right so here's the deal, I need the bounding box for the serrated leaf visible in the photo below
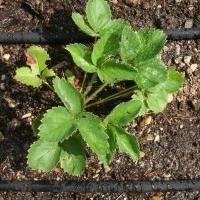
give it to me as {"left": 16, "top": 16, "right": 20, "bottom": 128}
{"left": 27, "top": 140, "right": 61, "bottom": 171}
{"left": 134, "top": 58, "right": 167, "bottom": 89}
{"left": 106, "top": 127, "right": 117, "bottom": 164}
{"left": 161, "top": 68, "right": 184, "bottom": 93}
{"left": 77, "top": 112, "right": 109, "bottom": 164}
{"left": 86, "top": 0, "right": 112, "bottom": 33}
{"left": 15, "top": 67, "right": 42, "bottom": 87}
{"left": 120, "top": 26, "right": 142, "bottom": 63}
{"left": 92, "top": 33, "right": 121, "bottom": 65}
{"left": 147, "top": 89, "right": 169, "bottom": 113}
{"left": 53, "top": 77, "right": 83, "bottom": 114}
{"left": 41, "top": 68, "right": 55, "bottom": 79}
{"left": 132, "top": 91, "right": 149, "bottom": 116}
{"left": 105, "top": 100, "right": 142, "bottom": 126}
{"left": 66, "top": 44, "right": 96, "bottom": 73}
{"left": 39, "top": 107, "right": 76, "bottom": 142}
{"left": 100, "top": 19, "right": 129, "bottom": 35}
{"left": 72, "top": 13, "right": 98, "bottom": 37}
{"left": 120, "top": 26, "right": 166, "bottom": 63}
{"left": 110, "top": 126, "right": 140, "bottom": 161}
{"left": 27, "top": 46, "right": 50, "bottom": 75}
{"left": 32, "top": 116, "right": 42, "bottom": 136}
{"left": 97, "top": 60, "right": 137, "bottom": 83}
{"left": 60, "top": 136, "right": 86, "bottom": 176}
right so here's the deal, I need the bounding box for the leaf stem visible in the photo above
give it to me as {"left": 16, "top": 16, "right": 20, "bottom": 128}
{"left": 80, "top": 72, "right": 87, "bottom": 93}
{"left": 43, "top": 80, "right": 54, "bottom": 91}
{"left": 85, "top": 83, "right": 107, "bottom": 104}
{"left": 84, "top": 73, "right": 97, "bottom": 97}
{"left": 85, "top": 86, "right": 135, "bottom": 108}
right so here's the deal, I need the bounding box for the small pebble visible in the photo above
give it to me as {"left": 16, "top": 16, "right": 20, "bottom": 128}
{"left": 180, "top": 124, "right": 184, "bottom": 129}
{"left": 22, "top": 113, "right": 32, "bottom": 119}
{"left": 140, "top": 151, "right": 145, "bottom": 158}
{"left": 187, "top": 64, "right": 198, "bottom": 74}
{"left": 104, "top": 166, "right": 111, "bottom": 173}
{"left": 184, "top": 19, "right": 193, "bottom": 29}
{"left": 167, "top": 94, "right": 173, "bottom": 103}
{"left": 140, "top": 116, "right": 153, "bottom": 127}
{"left": 184, "top": 56, "right": 192, "bottom": 65}
{"left": 175, "top": 44, "right": 181, "bottom": 56}
{"left": 0, "top": 83, "right": 5, "bottom": 90}
{"left": 174, "top": 56, "right": 182, "bottom": 64}
{"left": 175, "top": 0, "right": 182, "bottom": 3}
{"left": 147, "top": 134, "right": 154, "bottom": 141}
{"left": 1, "top": 74, "right": 6, "bottom": 81}
{"left": 154, "top": 134, "right": 160, "bottom": 142}
{"left": 3, "top": 53, "right": 10, "bottom": 61}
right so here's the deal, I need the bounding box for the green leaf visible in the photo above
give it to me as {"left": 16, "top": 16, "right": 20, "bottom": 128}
{"left": 77, "top": 112, "right": 109, "bottom": 164}
{"left": 27, "top": 46, "right": 50, "bottom": 75}
{"left": 97, "top": 60, "right": 137, "bottom": 83}
{"left": 53, "top": 77, "right": 83, "bottom": 114}
{"left": 32, "top": 116, "right": 42, "bottom": 136}
{"left": 92, "top": 33, "right": 121, "bottom": 65}
{"left": 120, "top": 26, "right": 166, "bottom": 63}
{"left": 72, "top": 13, "right": 98, "bottom": 37}
{"left": 110, "top": 126, "right": 140, "bottom": 161}
{"left": 132, "top": 91, "right": 149, "bottom": 116}
{"left": 39, "top": 107, "right": 76, "bottom": 142}
{"left": 147, "top": 89, "right": 169, "bottom": 113}
{"left": 161, "top": 68, "right": 184, "bottom": 93}
{"left": 86, "top": 0, "right": 112, "bottom": 33}
{"left": 106, "top": 127, "right": 117, "bottom": 164}
{"left": 136, "top": 28, "right": 167, "bottom": 62}
{"left": 100, "top": 19, "right": 129, "bottom": 35}
{"left": 66, "top": 44, "right": 96, "bottom": 73}
{"left": 65, "top": 69, "right": 75, "bottom": 83}
{"left": 41, "top": 68, "right": 55, "bottom": 79}
{"left": 27, "top": 140, "right": 61, "bottom": 171}
{"left": 14, "top": 67, "right": 42, "bottom": 87}
{"left": 120, "top": 26, "right": 142, "bottom": 63}
{"left": 60, "top": 136, "right": 86, "bottom": 176}
{"left": 105, "top": 100, "right": 142, "bottom": 126}
{"left": 134, "top": 58, "right": 167, "bottom": 89}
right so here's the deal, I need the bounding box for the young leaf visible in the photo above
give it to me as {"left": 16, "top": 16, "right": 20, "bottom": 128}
{"left": 92, "top": 33, "right": 121, "bottom": 65}
{"left": 39, "top": 107, "right": 77, "bottom": 142}
{"left": 72, "top": 13, "right": 98, "bottom": 37}
{"left": 27, "top": 46, "right": 50, "bottom": 75}
{"left": 53, "top": 77, "right": 83, "bottom": 114}
{"left": 66, "top": 44, "right": 96, "bottom": 73}
{"left": 110, "top": 126, "right": 140, "bottom": 161}
{"left": 15, "top": 67, "right": 42, "bottom": 87}
{"left": 41, "top": 68, "right": 55, "bottom": 79}
{"left": 77, "top": 112, "right": 109, "bottom": 164}
{"left": 134, "top": 58, "right": 167, "bottom": 90}
{"left": 97, "top": 60, "right": 137, "bottom": 83}
{"left": 60, "top": 136, "right": 86, "bottom": 176}
{"left": 147, "top": 89, "right": 169, "bottom": 113}
{"left": 86, "top": 0, "right": 112, "bottom": 33}
{"left": 27, "top": 140, "right": 61, "bottom": 171}
{"left": 104, "top": 100, "right": 142, "bottom": 126}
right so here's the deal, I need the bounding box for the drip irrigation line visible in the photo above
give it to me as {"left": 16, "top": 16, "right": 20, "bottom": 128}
{"left": 0, "top": 28, "right": 199, "bottom": 44}
{"left": 0, "top": 179, "right": 200, "bottom": 193}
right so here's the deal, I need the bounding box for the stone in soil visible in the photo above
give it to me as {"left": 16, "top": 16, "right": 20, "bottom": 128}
{"left": 184, "top": 19, "right": 193, "bottom": 29}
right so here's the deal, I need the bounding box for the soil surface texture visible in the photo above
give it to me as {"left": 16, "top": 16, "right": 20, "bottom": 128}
{"left": 0, "top": 0, "right": 200, "bottom": 199}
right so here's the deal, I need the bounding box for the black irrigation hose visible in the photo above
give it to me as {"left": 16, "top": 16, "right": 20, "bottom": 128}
{"left": 0, "top": 28, "right": 200, "bottom": 44}
{"left": 0, "top": 179, "right": 200, "bottom": 193}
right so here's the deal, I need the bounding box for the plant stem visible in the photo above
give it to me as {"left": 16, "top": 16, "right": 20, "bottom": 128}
{"left": 80, "top": 72, "right": 87, "bottom": 93}
{"left": 85, "top": 87, "right": 135, "bottom": 108}
{"left": 43, "top": 80, "right": 54, "bottom": 91}
{"left": 85, "top": 83, "right": 107, "bottom": 104}
{"left": 84, "top": 73, "right": 97, "bottom": 97}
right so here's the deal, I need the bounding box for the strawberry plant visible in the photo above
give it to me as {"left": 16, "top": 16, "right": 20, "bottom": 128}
{"left": 14, "top": 0, "right": 184, "bottom": 176}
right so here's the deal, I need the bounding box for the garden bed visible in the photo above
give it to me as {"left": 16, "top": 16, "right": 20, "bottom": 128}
{"left": 0, "top": 0, "right": 200, "bottom": 199}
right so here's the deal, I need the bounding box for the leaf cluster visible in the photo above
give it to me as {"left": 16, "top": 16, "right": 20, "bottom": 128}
{"left": 14, "top": 0, "right": 184, "bottom": 176}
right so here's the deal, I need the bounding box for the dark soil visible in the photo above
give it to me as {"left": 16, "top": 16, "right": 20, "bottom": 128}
{"left": 0, "top": 0, "right": 200, "bottom": 199}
